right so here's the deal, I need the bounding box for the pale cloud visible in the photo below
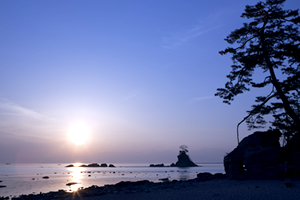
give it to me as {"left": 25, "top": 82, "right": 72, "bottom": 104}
{"left": 188, "top": 96, "right": 214, "bottom": 103}
{"left": 161, "top": 12, "right": 223, "bottom": 50}
{"left": 0, "top": 98, "right": 50, "bottom": 120}
{"left": 0, "top": 98, "right": 59, "bottom": 141}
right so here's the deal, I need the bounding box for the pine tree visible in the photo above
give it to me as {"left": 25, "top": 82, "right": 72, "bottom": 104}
{"left": 215, "top": 0, "right": 300, "bottom": 143}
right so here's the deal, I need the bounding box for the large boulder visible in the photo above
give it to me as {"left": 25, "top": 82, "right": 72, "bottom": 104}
{"left": 224, "top": 129, "right": 282, "bottom": 179}
{"left": 244, "top": 146, "right": 283, "bottom": 179}
{"left": 282, "top": 136, "right": 300, "bottom": 178}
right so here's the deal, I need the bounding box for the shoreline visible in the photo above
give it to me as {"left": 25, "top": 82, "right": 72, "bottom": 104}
{"left": 1, "top": 163, "right": 223, "bottom": 197}
{"left": 5, "top": 173, "right": 300, "bottom": 200}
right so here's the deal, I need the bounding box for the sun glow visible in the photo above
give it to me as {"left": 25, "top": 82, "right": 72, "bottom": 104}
{"left": 67, "top": 122, "right": 91, "bottom": 145}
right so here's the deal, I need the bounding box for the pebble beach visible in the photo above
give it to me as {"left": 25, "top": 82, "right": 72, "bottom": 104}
{"left": 7, "top": 175, "right": 300, "bottom": 200}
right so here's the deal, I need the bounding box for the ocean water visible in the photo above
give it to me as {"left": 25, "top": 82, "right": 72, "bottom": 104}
{"left": 0, "top": 162, "right": 224, "bottom": 198}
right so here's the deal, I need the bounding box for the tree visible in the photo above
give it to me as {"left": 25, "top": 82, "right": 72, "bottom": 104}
{"left": 215, "top": 0, "right": 300, "bottom": 144}
{"left": 179, "top": 145, "right": 188, "bottom": 154}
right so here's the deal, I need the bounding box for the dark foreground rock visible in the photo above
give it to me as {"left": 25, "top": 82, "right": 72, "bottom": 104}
{"left": 197, "top": 172, "right": 227, "bottom": 181}
{"left": 224, "top": 129, "right": 288, "bottom": 180}
{"left": 9, "top": 173, "right": 226, "bottom": 200}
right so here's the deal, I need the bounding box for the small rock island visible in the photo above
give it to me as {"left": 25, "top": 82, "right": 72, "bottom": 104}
{"left": 175, "top": 145, "right": 198, "bottom": 167}
{"left": 150, "top": 145, "right": 198, "bottom": 167}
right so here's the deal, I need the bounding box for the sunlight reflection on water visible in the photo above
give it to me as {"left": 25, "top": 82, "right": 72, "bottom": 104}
{"left": 67, "top": 166, "right": 83, "bottom": 192}
{"left": 69, "top": 183, "right": 82, "bottom": 192}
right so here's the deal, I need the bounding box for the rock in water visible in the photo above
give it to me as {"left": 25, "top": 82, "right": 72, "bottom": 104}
{"left": 87, "top": 163, "right": 100, "bottom": 167}
{"left": 100, "top": 163, "right": 108, "bottom": 167}
{"left": 66, "top": 182, "right": 79, "bottom": 186}
{"left": 175, "top": 151, "right": 197, "bottom": 167}
{"left": 150, "top": 164, "right": 165, "bottom": 167}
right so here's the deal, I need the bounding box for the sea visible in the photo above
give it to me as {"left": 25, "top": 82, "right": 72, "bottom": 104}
{"left": 0, "top": 162, "right": 224, "bottom": 198}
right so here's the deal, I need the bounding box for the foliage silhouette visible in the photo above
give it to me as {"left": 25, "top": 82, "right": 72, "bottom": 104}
{"left": 215, "top": 0, "right": 300, "bottom": 144}
{"left": 179, "top": 145, "right": 189, "bottom": 153}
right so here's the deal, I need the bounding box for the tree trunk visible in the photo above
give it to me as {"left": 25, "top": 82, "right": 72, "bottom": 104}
{"left": 260, "top": 34, "right": 300, "bottom": 130}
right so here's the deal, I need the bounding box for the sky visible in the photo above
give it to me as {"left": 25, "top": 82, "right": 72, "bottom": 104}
{"left": 0, "top": 0, "right": 299, "bottom": 164}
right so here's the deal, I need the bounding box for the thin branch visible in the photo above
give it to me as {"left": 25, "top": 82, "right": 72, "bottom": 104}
{"left": 235, "top": 36, "right": 256, "bottom": 51}
{"left": 236, "top": 87, "right": 276, "bottom": 144}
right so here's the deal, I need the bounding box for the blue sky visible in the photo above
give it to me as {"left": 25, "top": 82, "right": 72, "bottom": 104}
{"left": 0, "top": 0, "right": 299, "bottom": 163}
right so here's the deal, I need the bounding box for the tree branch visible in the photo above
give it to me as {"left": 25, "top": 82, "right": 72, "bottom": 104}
{"left": 236, "top": 91, "right": 276, "bottom": 144}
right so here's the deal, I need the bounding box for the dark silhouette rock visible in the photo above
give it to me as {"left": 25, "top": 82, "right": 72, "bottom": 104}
{"left": 170, "top": 163, "right": 176, "bottom": 167}
{"left": 159, "top": 178, "right": 169, "bottom": 182}
{"left": 197, "top": 172, "right": 214, "bottom": 181}
{"left": 175, "top": 151, "right": 197, "bottom": 167}
{"left": 87, "top": 163, "right": 100, "bottom": 167}
{"left": 288, "top": 151, "right": 300, "bottom": 176}
{"left": 196, "top": 172, "right": 227, "bottom": 181}
{"left": 42, "top": 176, "right": 49, "bottom": 179}
{"left": 66, "top": 163, "right": 114, "bottom": 168}
{"left": 284, "top": 136, "right": 300, "bottom": 178}
{"left": 213, "top": 173, "right": 227, "bottom": 179}
{"left": 224, "top": 129, "right": 283, "bottom": 179}
{"left": 66, "top": 182, "right": 79, "bottom": 186}
{"left": 149, "top": 164, "right": 164, "bottom": 167}
{"left": 100, "top": 163, "right": 108, "bottom": 167}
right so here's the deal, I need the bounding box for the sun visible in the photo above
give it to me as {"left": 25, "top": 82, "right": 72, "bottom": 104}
{"left": 67, "top": 122, "right": 91, "bottom": 145}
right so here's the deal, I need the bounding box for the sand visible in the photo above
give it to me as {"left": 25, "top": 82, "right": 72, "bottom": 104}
{"left": 63, "top": 179, "right": 300, "bottom": 200}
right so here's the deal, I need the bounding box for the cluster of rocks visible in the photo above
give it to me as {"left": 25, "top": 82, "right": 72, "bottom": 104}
{"left": 150, "top": 149, "right": 198, "bottom": 168}
{"left": 224, "top": 129, "right": 300, "bottom": 180}
{"left": 9, "top": 172, "right": 226, "bottom": 200}
{"left": 66, "top": 163, "right": 115, "bottom": 168}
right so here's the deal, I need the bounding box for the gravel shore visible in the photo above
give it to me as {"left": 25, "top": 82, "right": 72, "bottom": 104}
{"left": 7, "top": 175, "right": 300, "bottom": 200}
{"left": 68, "top": 179, "right": 300, "bottom": 200}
